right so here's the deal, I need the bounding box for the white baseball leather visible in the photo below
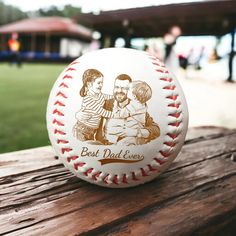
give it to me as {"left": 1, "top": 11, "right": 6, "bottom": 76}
{"left": 46, "top": 48, "right": 188, "bottom": 188}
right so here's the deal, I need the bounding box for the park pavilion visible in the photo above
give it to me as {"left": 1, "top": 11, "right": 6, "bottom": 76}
{"left": 0, "top": 17, "right": 94, "bottom": 61}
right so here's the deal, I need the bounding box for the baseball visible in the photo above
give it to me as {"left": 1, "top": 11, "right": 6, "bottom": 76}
{"left": 46, "top": 48, "right": 188, "bottom": 188}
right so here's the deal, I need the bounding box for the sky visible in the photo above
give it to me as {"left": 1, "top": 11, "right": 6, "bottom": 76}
{"left": 3, "top": 0, "right": 202, "bottom": 12}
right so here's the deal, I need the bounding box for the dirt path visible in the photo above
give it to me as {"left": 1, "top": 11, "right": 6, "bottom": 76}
{"left": 177, "top": 61, "right": 236, "bottom": 129}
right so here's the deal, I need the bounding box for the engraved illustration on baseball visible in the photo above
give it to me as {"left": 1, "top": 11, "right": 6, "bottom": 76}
{"left": 46, "top": 48, "right": 189, "bottom": 188}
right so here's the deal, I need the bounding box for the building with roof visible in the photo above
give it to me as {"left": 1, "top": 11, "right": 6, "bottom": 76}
{"left": 79, "top": 0, "right": 236, "bottom": 81}
{"left": 0, "top": 17, "right": 94, "bottom": 61}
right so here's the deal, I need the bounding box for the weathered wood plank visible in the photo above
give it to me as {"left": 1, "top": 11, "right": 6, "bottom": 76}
{"left": 94, "top": 175, "right": 236, "bottom": 236}
{"left": 0, "top": 131, "right": 236, "bottom": 235}
{"left": 169, "top": 129, "right": 236, "bottom": 170}
{"left": 188, "top": 126, "right": 234, "bottom": 139}
{"left": 0, "top": 146, "right": 59, "bottom": 178}
{"left": 185, "top": 126, "right": 232, "bottom": 141}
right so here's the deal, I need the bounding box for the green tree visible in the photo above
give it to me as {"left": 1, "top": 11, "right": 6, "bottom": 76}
{"left": 37, "top": 4, "right": 81, "bottom": 22}
{"left": 0, "top": 2, "right": 81, "bottom": 26}
{"left": 38, "top": 6, "right": 64, "bottom": 17}
{"left": 0, "top": 1, "right": 27, "bottom": 25}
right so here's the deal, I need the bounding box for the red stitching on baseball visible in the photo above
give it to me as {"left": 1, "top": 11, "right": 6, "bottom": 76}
{"left": 168, "top": 103, "right": 180, "bottom": 108}
{"left": 57, "top": 139, "right": 69, "bottom": 144}
{"left": 59, "top": 82, "right": 69, "bottom": 88}
{"left": 54, "top": 101, "right": 65, "bottom": 107}
{"left": 69, "top": 61, "right": 79, "bottom": 65}
{"left": 61, "top": 148, "right": 72, "bottom": 154}
{"left": 156, "top": 69, "right": 168, "bottom": 73}
{"left": 122, "top": 174, "right": 128, "bottom": 183}
{"left": 164, "top": 142, "right": 176, "bottom": 147}
{"left": 103, "top": 174, "right": 109, "bottom": 184}
{"left": 74, "top": 162, "right": 85, "bottom": 170}
{"left": 154, "top": 158, "right": 166, "bottom": 165}
{"left": 152, "top": 62, "right": 161, "bottom": 66}
{"left": 54, "top": 129, "right": 66, "bottom": 135}
{"left": 67, "top": 156, "right": 79, "bottom": 162}
{"left": 152, "top": 62, "right": 165, "bottom": 68}
{"left": 53, "top": 119, "right": 64, "bottom": 126}
{"left": 166, "top": 95, "right": 178, "bottom": 100}
{"left": 149, "top": 55, "right": 183, "bottom": 180}
{"left": 132, "top": 172, "right": 139, "bottom": 181}
{"left": 53, "top": 109, "right": 64, "bottom": 116}
{"left": 159, "top": 151, "right": 170, "bottom": 158}
{"left": 141, "top": 168, "right": 149, "bottom": 176}
{"left": 63, "top": 74, "right": 73, "bottom": 79}
{"left": 66, "top": 67, "right": 76, "bottom": 72}
{"left": 56, "top": 91, "right": 67, "bottom": 99}
{"left": 113, "top": 175, "right": 118, "bottom": 184}
{"left": 92, "top": 171, "right": 101, "bottom": 180}
{"left": 163, "top": 85, "right": 176, "bottom": 90}
{"left": 83, "top": 168, "right": 93, "bottom": 176}
{"left": 160, "top": 78, "right": 173, "bottom": 82}
{"left": 148, "top": 164, "right": 157, "bottom": 172}
{"left": 168, "top": 122, "right": 181, "bottom": 127}
{"left": 169, "top": 113, "right": 181, "bottom": 118}
{"left": 167, "top": 133, "right": 179, "bottom": 139}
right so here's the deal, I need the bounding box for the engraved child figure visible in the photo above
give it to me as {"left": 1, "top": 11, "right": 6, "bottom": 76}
{"left": 110, "top": 80, "right": 152, "bottom": 145}
{"left": 73, "top": 69, "right": 113, "bottom": 141}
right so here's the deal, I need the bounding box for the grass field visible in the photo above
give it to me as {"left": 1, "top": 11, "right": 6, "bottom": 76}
{"left": 0, "top": 63, "right": 67, "bottom": 154}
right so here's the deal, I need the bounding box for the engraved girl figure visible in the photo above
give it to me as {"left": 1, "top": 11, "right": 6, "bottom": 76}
{"left": 73, "top": 69, "right": 113, "bottom": 141}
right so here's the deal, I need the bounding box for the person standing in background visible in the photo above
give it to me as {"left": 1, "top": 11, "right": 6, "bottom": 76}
{"left": 8, "top": 33, "right": 22, "bottom": 67}
{"left": 164, "top": 26, "right": 182, "bottom": 74}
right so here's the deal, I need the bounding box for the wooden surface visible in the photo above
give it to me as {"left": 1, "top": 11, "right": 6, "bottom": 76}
{"left": 0, "top": 127, "right": 236, "bottom": 236}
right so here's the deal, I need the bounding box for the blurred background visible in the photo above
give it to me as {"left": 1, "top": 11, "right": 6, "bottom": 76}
{"left": 0, "top": 0, "right": 235, "bottom": 154}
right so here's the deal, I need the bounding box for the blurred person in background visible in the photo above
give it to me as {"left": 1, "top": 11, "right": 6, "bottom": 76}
{"left": 194, "top": 46, "right": 205, "bottom": 70}
{"left": 8, "top": 33, "right": 22, "bottom": 67}
{"left": 178, "top": 48, "right": 194, "bottom": 70}
{"left": 164, "top": 26, "right": 182, "bottom": 74}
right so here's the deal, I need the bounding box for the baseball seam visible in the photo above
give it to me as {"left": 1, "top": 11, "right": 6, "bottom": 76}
{"left": 51, "top": 54, "right": 183, "bottom": 186}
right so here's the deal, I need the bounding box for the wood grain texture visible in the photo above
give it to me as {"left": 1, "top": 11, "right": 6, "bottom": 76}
{"left": 0, "top": 127, "right": 236, "bottom": 236}
{"left": 0, "top": 146, "right": 59, "bottom": 178}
